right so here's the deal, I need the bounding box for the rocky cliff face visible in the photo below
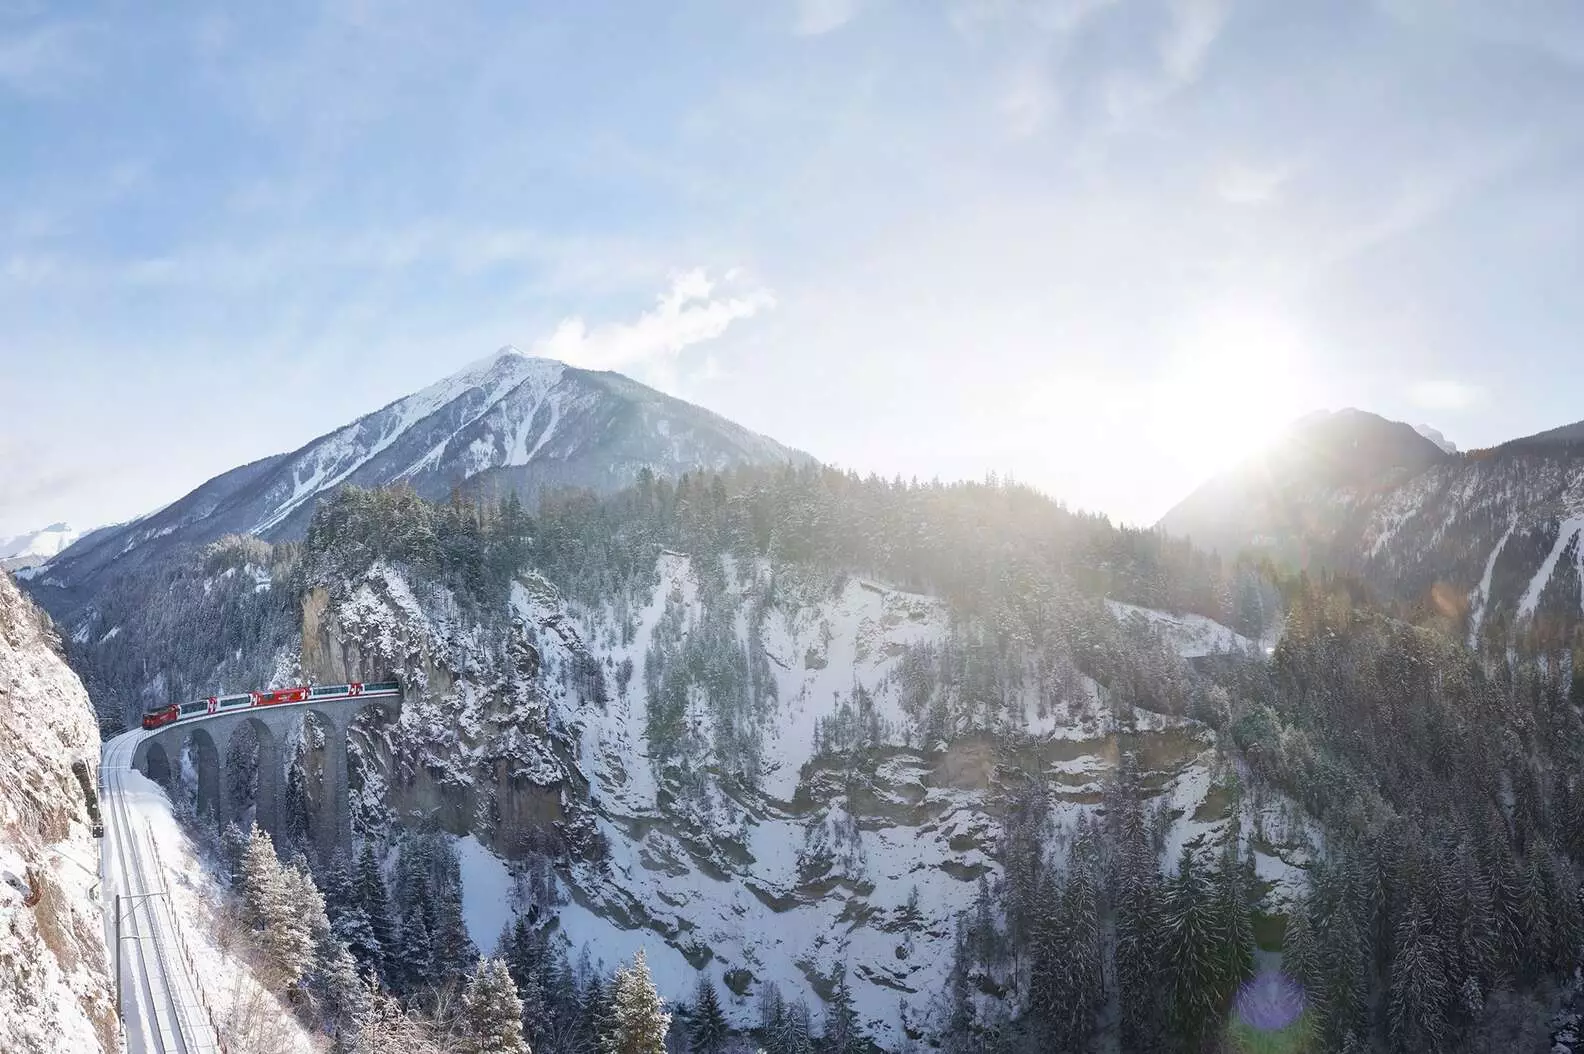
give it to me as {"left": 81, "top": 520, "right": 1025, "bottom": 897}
{"left": 0, "top": 572, "right": 116, "bottom": 1053}
{"left": 290, "top": 552, "right": 1308, "bottom": 1046}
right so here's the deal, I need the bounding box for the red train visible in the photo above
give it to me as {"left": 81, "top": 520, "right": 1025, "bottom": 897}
{"left": 141, "top": 704, "right": 180, "bottom": 730}
{"left": 139, "top": 681, "right": 395, "bottom": 730}
{"left": 141, "top": 684, "right": 311, "bottom": 729}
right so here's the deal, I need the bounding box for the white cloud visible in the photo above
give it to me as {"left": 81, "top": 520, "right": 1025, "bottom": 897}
{"left": 534, "top": 269, "right": 775, "bottom": 387}
{"left": 1103, "top": 0, "right": 1232, "bottom": 125}
{"left": 0, "top": 21, "right": 100, "bottom": 96}
{"left": 999, "top": 64, "right": 1060, "bottom": 138}
{"left": 963, "top": 0, "right": 1116, "bottom": 135}
{"left": 1161, "top": 0, "right": 1230, "bottom": 84}
{"left": 1317, "top": 137, "right": 1536, "bottom": 267}
{"left": 793, "top": 0, "right": 859, "bottom": 36}
{"left": 950, "top": 0, "right": 1116, "bottom": 38}
{"left": 1376, "top": 0, "right": 1584, "bottom": 67}
{"left": 1215, "top": 160, "right": 1294, "bottom": 205}
{"left": 1409, "top": 379, "right": 1483, "bottom": 410}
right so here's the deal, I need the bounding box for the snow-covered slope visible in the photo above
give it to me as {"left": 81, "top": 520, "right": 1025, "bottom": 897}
{"left": 0, "top": 572, "right": 116, "bottom": 1053}
{"left": 27, "top": 348, "right": 807, "bottom": 622}
{"left": 1, "top": 522, "right": 82, "bottom": 571}
{"left": 298, "top": 555, "right": 1312, "bottom": 1047}
{"left": 1161, "top": 409, "right": 1584, "bottom": 652}
{"left": 1106, "top": 600, "right": 1262, "bottom": 657}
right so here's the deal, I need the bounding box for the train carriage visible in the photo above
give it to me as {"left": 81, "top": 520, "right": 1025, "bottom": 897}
{"left": 250, "top": 685, "right": 311, "bottom": 707}
{"left": 140, "top": 680, "right": 398, "bottom": 730}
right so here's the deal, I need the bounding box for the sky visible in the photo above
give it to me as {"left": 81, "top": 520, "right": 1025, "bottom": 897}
{"left": 4, "top": 0, "right": 1584, "bottom": 540}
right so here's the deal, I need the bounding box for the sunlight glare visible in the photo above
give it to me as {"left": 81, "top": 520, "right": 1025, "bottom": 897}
{"left": 1150, "top": 301, "right": 1313, "bottom": 475}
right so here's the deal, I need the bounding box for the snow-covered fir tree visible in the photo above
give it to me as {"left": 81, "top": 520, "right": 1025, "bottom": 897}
{"left": 462, "top": 957, "right": 531, "bottom": 1054}
{"left": 687, "top": 974, "right": 727, "bottom": 1054}
{"left": 605, "top": 949, "right": 670, "bottom": 1054}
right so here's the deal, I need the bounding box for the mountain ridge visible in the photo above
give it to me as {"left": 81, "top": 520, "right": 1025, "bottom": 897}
{"left": 25, "top": 348, "right": 807, "bottom": 622}
{"left": 1158, "top": 406, "right": 1584, "bottom": 653}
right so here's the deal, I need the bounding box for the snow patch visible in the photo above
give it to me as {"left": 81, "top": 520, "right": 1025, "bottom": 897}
{"left": 1517, "top": 516, "right": 1584, "bottom": 620}
{"left": 1468, "top": 522, "right": 1515, "bottom": 647}
{"left": 456, "top": 835, "right": 514, "bottom": 953}
{"left": 1106, "top": 600, "right": 1256, "bottom": 658}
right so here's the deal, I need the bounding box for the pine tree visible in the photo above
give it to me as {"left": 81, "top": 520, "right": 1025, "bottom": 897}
{"left": 325, "top": 851, "right": 381, "bottom": 974}
{"left": 1545, "top": 848, "right": 1583, "bottom": 974}
{"left": 273, "top": 858, "right": 329, "bottom": 988}
{"left": 431, "top": 858, "right": 479, "bottom": 979}
{"left": 1163, "top": 847, "right": 1223, "bottom": 1053}
{"left": 220, "top": 820, "right": 249, "bottom": 885}
{"left": 1389, "top": 898, "right": 1449, "bottom": 1054}
{"left": 1490, "top": 846, "right": 1527, "bottom": 974}
{"left": 1116, "top": 843, "right": 1165, "bottom": 1053}
{"left": 355, "top": 842, "right": 396, "bottom": 981}
{"left": 778, "top": 998, "right": 815, "bottom": 1054}
{"left": 1314, "top": 892, "right": 1367, "bottom": 1048}
{"left": 688, "top": 974, "right": 727, "bottom": 1054}
{"left": 462, "top": 957, "right": 531, "bottom": 1054}
{"left": 239, "top": 823, "right": 284, "bottom": 932}
{"left": 323, "top": 851, "right": 356, "bottom": 919}
{"left": 582, "top": 973, "right": 614, "bottom": 1054}
{"left": 236, "top": 824, "right": 320, "bottom": 988}
{"left": 821, "top": 964, "right": 862, "bottom": 1054}
{"left": 1027, "top": 865, "right": 1101, "bottom": 1049}
{"left": 1518, "top": 853, "right": 1553, "bottom": 981}
{"left": 395, "top": 904, "right": 436, "bottom": 994}
{"left": 499, "top": 918, "right": 549, "bottom": 1050}
{"left": 1213, "top": 827, "right": 1255, "bottom": 995}
{"left": 605, "top": 950, "right": 670, "bottom": 1054}
{"left": 1444, "top": 841, "right": 1497, "bottom": 988}
{"left": 307, "top": 934, "right": 372, "bottom": 1054}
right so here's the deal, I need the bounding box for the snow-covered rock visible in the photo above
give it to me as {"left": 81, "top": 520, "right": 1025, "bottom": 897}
{"left": 1413, "top": 423, "right": 1458, "bottom": 454}
{"left": 0, "top": 572, "right": 116, "bottom": 1053}
{"left": 297, "top": 555, "right": 1310, "bottom": 1048}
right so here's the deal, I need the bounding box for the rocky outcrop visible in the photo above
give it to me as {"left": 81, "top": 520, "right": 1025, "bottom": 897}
{"left": 0, "top": 572, "right": 116, "bottom": 1053}
{"left": 298, "top": 564, "right": 572, "bottom": 859}
{"left": 284, "top": 553, "right": 1310, "bottom": 1047}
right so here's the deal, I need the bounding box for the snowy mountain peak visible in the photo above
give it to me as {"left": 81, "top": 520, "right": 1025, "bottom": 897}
{"left": 28, "top": 351, "right": 807, "bottom": 616}
{"left": 1413, "top": 423, "right": 1458, "bottom": 454}
{"left": 1159, "top": 408, "right": 1451, "bottom": 560}
{"left": 0, "top": 522, "right": 82, "bottom": 571}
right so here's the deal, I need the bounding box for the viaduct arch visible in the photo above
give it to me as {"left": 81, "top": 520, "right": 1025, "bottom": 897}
{"left": 132, "top": 685, "right": 400, "bottom": 862}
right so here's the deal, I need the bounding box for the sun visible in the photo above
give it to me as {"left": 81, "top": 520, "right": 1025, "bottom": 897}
{"left": 1150, "top": 301, "right": 1314, "bottom": 475}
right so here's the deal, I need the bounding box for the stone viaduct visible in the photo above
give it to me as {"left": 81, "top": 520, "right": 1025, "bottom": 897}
{"left": 131, "top": 684, "right": 400, "bottom": 862}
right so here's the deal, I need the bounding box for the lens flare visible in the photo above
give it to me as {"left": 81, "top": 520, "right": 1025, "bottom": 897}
{"left": 1234, "top": 970, "right": 1305, "bottom": 1032}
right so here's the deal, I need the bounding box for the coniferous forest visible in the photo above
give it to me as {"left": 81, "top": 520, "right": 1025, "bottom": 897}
{"left": 76, "top": 465, "right": 1584, "bottom": 1052}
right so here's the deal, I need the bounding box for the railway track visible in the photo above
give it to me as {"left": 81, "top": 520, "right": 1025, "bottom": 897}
{"left": 101, "top": 730, "right": 220, "bottom": 1054}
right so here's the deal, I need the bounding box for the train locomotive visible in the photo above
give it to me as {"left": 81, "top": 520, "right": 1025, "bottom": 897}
{"left": 140, "top": 680, "right": 396, "bottom": 730}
